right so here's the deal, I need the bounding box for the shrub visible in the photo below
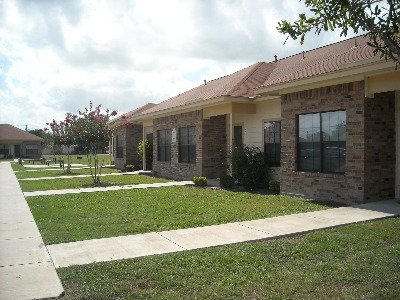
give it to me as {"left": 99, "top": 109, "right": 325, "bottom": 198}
{"left": 229, "top": 144, "right": 268, "bottom": 190}
{"left": 193, "top": 176, "right": 208, "bottom": 187}
{"left": 268, "top": 180, "right": 280, "bottom": 194}
{"left": 124, "top": 164, "right": 135, "bottom": 172}
{"left": 137, "top": 139, "right": 153, "bottom": 169}
{"left": 219, "top": 175, "right": 234, "bottom": 189}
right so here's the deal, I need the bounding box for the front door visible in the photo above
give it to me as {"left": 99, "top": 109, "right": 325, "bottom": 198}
{"left": 233, "top": 125, "right": 243, "bottom": 147}
{"left": 14, "top": 145, "right": 21, "bottom": 158}
{"left": 146, "top": 133, "right": 153, "bottom": 170}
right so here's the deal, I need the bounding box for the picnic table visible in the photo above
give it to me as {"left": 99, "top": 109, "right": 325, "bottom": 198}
{"left": 25, "top": 158, "right": 43, "bottom": 165}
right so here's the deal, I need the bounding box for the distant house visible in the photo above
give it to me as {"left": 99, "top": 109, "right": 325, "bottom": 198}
{"left": 0, "top": 124, "right": 44, "bottom": 159}
{"left": 110, "top": 36, "right": 400, "bottom": 205}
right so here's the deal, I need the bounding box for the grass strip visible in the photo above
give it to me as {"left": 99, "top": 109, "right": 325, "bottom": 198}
{"left": 27, "top": 186, "right": 339, "bottom": 244}
{"left": 16, "top": 167, "right": 118, "bottom": 179}
{"left": 19, "top": 174, "right": 168, "bottom": 192}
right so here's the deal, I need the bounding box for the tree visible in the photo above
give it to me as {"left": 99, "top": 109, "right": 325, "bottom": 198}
{"left": 28, "top": 129, "right": 53, "bottom": 150}
{"left": 277, "top": 0, "right": 400, "bottom": 66}
{"left": 73, "top": 102, "right": 117, "bottom": 185}
{"left": 46, "top": 113, "right": 76, "bottom": 173}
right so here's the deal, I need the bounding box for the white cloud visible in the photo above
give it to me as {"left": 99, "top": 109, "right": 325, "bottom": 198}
{"left": 0, "top": 0, "right": 358, "bottom": 130}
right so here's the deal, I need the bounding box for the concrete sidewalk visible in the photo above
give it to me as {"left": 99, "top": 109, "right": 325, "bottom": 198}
{"left": 24, "top": 181, "right": 193, "bottom": 197}
{"left": 0, "top": 162, "right": 64, "bottom": 300}
{"left": 48, "top": 199, "right": 400, "bottom": 268}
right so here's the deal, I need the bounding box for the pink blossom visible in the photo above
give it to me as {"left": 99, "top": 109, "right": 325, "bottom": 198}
{"left": 110, "top": 110, "right": 117, "bottom": 116}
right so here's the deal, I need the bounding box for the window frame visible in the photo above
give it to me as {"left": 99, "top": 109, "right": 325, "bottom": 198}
{"left": 157, "top": 129, "right": 171, "bottom": 162}
{"left": 297, "top": 110, "right": 346, "bottom": 174}
{"left": 179, "top": 126, "right": 196, "bottom": 164}
{"left": 263, "top": 121, "right": 281, "bottom": 167}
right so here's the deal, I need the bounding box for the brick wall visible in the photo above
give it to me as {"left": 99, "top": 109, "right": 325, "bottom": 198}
{"left": 202, "top": 115, "right": 227, "bottom": 178}
{"left": 153, "top": 110, "right": 203, "bottom": 180}
{"left": 114, "top": 124, "right": 143, "bottom": 170}
{"left": 281, "top": 81, "right": 366, "bottom": 204}
{"left": 364, "top": 91, "right": 395, "bottom": 200}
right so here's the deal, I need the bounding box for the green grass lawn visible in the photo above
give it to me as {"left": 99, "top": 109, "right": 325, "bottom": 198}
{"left": 10, "top": 162, "right": 27, "bottom": 171}
{"left": 15, "top": 167, "right": 118, "bottom": 179}
{"left": 57, "top": 217, "right": 400, "bottom": 299}
{"left": 19, "top": 174, "right": 168, "bottom": 192}
{"left": 42, "top": 154, "right": 112, "bottom": 165}
{"left": 27, "top": 187, "right": 339, "bottom": 244}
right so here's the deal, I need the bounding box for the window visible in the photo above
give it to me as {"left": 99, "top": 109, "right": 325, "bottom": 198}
{"left": 116, "top": 135, "right": 123, "bottom": 158}
{"left": 298, "top": 110, "right": 346, "bottom": 173}
{"left": 26, "top": 144, "right": 39, "bottom": 155}
{"left": 264, "top": 121, "right": 281, "bottom": 166}
{"left": 179, "top": 126, "right": 196, "bottom": 163}
{"left": 157, "top": 129, "right": 171, "bottom": 162}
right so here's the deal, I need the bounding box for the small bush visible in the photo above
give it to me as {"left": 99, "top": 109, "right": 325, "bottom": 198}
{"left": 124, "top": 164, "right": 135, "bottom": 172}
{"left": 268, "top": 180, "right": 280, "bottom": 194}
{"left": 219, "top": 175, "right": 234, "bottom": 189}
{"left": 229, "top": 144, "right": 268, "bottom": 190}
{"left": 193, "top": 176, "right": 207, "bottom": 187}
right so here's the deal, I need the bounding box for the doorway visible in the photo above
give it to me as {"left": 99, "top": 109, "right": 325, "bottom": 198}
{"left": 14, "top": 145, "right": 21, "bottom": 158}
{"left": 233, "top": 125, "right": 243, "bottom": 147}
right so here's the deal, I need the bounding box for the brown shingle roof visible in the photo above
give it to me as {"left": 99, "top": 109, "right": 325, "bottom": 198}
{"left": 110, "top": 103, "right": 157, "bottom": 125}
{"left": 0, "top": 124, "right": 44, "bottom": 142}
{"left": 115, "top": 36, "right": 385, "bottom": 121}
{"left": 142, "top": 62, "right": 273, "bottom": 115}
{"left": 261, "top": 36, "right": 376, "bottom": 87}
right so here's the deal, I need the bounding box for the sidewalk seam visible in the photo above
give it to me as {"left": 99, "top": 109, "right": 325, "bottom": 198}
{"left": 157, "top": 232, "right": 187, "bottom": 250}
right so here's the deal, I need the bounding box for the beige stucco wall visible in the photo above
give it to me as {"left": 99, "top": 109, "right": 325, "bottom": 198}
{"left": 233, "top": 98, "right": 281, "bottom": 149}
{"left": 144, "top": 126, "right": 153, "bottom": 135}
{"left": 367, "top": 71, "right": 400, "bottom": 95}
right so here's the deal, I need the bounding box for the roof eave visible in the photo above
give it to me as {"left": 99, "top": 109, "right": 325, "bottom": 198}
{"left": 136, "top": 96, "right": 230, "bottom": 119}
{"left": 255, "top": 59, "right": 396, "bottom": 96}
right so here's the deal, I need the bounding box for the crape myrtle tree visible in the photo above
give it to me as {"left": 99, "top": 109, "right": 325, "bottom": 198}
{"left": 277, "top": 0, "right": 400, "bottom": 66}
{"left": 73, "top": 102, "right": 117, "bottom": 185}
{"left": 46, "top": 113, "right": 76, "bottom": 173}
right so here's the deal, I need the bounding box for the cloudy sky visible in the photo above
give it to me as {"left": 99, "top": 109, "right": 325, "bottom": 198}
{"left": 0, "top": 0, "right": 357, "bottom": 130}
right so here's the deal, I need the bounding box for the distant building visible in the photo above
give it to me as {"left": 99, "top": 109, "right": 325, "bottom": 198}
{"left": 0, "top": 124, "right": 44, "bottom": 159}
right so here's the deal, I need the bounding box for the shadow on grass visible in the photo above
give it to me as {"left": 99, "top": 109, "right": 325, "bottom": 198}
{"left": 212, "top": 185, "right": 345, "bottom": 209}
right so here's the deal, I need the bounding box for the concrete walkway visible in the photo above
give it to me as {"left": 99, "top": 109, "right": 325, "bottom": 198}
{"left": 0, "top": 163, "right": 63, "bottom": 300}
{"left": 24, "top": 181, "right": 194, "bottom": 197}
{"left": 47, "top": 199, "right": 400, "bottom": 268}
